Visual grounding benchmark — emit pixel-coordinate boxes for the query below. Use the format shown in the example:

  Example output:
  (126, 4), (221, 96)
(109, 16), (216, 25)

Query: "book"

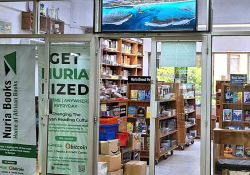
(233, 110), (242, 121)
(245, 110), (250, 122)
(234, 125), (243, 130)
(245, 126), (250, 130)
(245, 147), (250, 157)
(138, 90), (145, 100)
(127, 122), (134, 133)
(131, 90), (138, 100)
(244, 92), (250, 103)
(141, 137), (145, 150)
(224, 144), (233, 157)
(233, 92), (242, 103)
(137, 107), (145, 117)
(223, 109), (232, 121)
(146, 107), (151, 118)
(128, 106), (136, 118)
(145, 90), (151, 101)
(136, 118), (147, 134)
(236, 145), (244, 157)
(225, 92), (233, 103)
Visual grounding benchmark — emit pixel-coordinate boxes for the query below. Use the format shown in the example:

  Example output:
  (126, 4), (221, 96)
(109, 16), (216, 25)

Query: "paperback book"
(233, 92), (242, 103)
(244, 92), (250, 103)
(138, 90), (145, 100)
(127, 122), (134, 133)
(146, 107), (151, 118)
(233, 110), (242, 121)
(145, 90), (151, 101)
(131, 90), (138, 100)
(136, 118), (147, 134)
(128, 106), (136, 118)
(245, 147), (250, 157)
(223, 109), (232, 121)
(137, 106), (145, 117)
(224, 144), (233, 157)
(236, 145), (244, 157)
(225, 92), (234, 103)
(245, 110), (250, 122)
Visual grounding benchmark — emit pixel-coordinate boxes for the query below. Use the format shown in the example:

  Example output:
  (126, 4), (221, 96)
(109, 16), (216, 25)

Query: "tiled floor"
(149, 139), (201, 175)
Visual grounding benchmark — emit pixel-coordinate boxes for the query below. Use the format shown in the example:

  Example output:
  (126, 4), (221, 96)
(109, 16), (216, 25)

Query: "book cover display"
(233, 110), (242, 121)
(224, 144), (233, 157)
(145, 90), (151, 101)
(223, 109), (232, 121)
(244, 92), (250, 103)
(102, 0), (197, 31)
(233, 92), (242, 103)
(225, 92), (233, 103)
(137, 106), (145, 117)
(131, 90), (138, 100)
(146, 107), (151, 118)
(128, 106), (136, 117)
(245, 147), (250, 157)
(245, 110), (250, 122)
(138, 90), (145, 100)
(236, 145), (244, 157)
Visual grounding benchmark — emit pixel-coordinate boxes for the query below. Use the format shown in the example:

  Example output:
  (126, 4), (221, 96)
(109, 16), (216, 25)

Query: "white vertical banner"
(0, 45), (36, 175)
(38, 43), (90, 175)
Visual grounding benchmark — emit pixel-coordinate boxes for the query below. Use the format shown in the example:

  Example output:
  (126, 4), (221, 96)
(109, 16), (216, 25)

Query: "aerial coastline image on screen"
(102, 0), (196, 31)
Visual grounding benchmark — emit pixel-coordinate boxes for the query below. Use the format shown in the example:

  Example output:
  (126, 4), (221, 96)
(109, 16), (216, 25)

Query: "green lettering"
(78, 69), (89, 80)
(64, 68), (73, 79)
(53, 68), (63, 79)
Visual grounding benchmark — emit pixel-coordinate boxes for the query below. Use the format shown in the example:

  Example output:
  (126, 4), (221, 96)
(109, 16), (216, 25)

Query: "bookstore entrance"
(98, 35), (211, 175)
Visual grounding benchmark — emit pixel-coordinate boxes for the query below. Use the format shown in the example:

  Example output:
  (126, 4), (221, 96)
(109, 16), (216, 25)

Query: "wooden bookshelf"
(100, 38), (144, 98)
(216, 80), (230, 122)
(176, 83), (196, 150)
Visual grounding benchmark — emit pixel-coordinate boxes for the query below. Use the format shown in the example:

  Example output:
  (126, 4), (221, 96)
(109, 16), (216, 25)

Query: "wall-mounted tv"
(101, 0), (197, 32)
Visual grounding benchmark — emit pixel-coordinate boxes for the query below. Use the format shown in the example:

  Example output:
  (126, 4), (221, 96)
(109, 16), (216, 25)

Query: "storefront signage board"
(230, 74), (247, 85)
(38, 44), (90, 175)
(128, 76), (151, 83)
(0, 46), (36, 175)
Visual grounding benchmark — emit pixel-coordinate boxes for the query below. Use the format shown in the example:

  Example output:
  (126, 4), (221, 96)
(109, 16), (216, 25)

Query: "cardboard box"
(100, 139), (120, 156)
(124, 161), (146, 175)
(108, 169), (123, 175)
(98, 162), (108, 175)
(99, 154), (122, 172)
(127, 133), (141, 150)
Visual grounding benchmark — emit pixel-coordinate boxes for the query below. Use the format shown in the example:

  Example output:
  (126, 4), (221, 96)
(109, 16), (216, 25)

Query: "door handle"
(49, 99), (53, 114)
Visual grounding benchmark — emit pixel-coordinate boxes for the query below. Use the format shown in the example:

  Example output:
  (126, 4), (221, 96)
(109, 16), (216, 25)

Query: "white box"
(98, 162), (108, 175)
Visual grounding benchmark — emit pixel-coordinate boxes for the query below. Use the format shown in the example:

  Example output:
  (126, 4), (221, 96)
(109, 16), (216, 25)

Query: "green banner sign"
(39, 44), (90, 175)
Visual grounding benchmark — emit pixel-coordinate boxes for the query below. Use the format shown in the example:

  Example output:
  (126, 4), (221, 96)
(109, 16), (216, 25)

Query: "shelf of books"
(213, 83), (250, 174)
(127, 83), (151, 159)
(155, 83), (178, 163)
(177, 83), (196, 150)
(216, 80), (230, 122)
(100, 38), (143, 99)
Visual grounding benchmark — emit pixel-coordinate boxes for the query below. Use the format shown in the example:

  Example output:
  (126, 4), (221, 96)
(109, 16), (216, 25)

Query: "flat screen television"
(101, 0), (197, 32)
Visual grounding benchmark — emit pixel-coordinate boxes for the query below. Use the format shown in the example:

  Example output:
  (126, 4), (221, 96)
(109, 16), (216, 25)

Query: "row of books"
(131, 90), (150, 101)
(122, 55), (131, 65)
(102, 54), (117, 65)
(224, 125), (250, 130)
(224, 145), (250, 158)
(225, 91), (250, 103)
(128, 106), (150, 118)
(223, 109), (250, 121)
(127, 119), (149, 134)
(103, 39), (118, 51)
(122, 42), (133, 54)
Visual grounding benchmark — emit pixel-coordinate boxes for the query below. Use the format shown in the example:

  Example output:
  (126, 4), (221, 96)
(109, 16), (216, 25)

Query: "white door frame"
(150, 35), (212, 175)
(40, 35), (99, 175)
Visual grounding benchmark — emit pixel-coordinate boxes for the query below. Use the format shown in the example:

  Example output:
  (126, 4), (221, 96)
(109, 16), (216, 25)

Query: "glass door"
(149, 36), (210, 175)
(38, 36), (99, 175)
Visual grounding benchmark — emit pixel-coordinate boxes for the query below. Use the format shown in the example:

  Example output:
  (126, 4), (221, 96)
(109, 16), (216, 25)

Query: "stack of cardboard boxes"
(99, 139), (122, 175)
(98, 138), (147, 175)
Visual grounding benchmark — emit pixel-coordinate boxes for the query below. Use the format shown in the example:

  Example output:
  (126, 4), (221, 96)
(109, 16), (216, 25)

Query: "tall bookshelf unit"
(176, 83), (196, 150)
(214, 83), (250, 174)
(101, 38), (143, 96)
